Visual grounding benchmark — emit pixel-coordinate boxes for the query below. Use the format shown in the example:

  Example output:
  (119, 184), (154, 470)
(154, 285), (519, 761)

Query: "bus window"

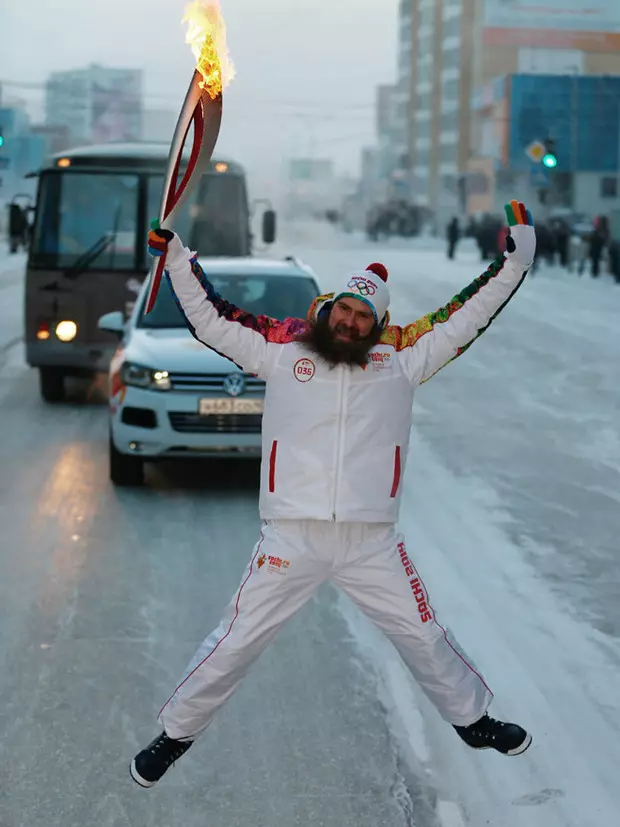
(189, 174), (249, 256)
(147, 172), (250, 257)
(32, 172), (139, 270)
(147, 174), (196, 247)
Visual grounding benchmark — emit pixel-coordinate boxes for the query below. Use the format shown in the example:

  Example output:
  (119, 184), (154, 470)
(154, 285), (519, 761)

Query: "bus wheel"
(39, 368), (66, 403)
(109, 437), (144, 487)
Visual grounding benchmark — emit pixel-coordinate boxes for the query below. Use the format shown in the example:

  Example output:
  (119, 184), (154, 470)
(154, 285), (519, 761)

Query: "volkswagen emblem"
(223, 373), (246, 397)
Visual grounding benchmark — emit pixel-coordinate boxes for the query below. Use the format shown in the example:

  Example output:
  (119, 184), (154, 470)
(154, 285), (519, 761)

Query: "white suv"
(99, 256), (320, 486)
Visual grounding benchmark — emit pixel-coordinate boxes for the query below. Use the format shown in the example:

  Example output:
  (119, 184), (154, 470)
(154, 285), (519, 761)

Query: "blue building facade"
(507, 74), (620, 173)
(0, 106), (47, 201)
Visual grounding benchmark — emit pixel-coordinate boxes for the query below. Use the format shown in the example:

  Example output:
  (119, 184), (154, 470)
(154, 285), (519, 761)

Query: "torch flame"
(183, 0), (235, 100)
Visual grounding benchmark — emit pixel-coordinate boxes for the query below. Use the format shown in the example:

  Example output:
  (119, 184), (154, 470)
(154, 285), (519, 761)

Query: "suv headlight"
(120, 362), (171, 391)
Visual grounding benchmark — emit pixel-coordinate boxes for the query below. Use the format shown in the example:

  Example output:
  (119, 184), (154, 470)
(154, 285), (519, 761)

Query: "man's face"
(328, 297), (377, 342)
(297, 296), (380, 368)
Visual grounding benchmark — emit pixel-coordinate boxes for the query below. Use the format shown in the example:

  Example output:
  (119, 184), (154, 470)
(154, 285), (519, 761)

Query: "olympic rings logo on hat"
(347, 276), (376, 296)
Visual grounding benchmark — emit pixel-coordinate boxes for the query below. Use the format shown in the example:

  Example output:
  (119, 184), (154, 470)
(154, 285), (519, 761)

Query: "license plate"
(198, 398), (264, 415)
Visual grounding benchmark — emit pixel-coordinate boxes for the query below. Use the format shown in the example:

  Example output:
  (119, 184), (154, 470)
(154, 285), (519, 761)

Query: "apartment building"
(399, 0), (620, 224)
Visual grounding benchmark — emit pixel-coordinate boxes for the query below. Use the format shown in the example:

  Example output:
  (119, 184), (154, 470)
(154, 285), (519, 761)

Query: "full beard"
(296, 315), (381, 368)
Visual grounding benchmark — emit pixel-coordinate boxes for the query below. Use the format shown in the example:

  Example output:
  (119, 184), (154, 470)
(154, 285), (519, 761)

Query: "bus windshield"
(31, 167), (251, 271)
(32, 172), (139, 271)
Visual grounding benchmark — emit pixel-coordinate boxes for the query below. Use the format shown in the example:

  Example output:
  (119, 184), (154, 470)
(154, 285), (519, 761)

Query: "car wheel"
(109, 436), (144, 487)
(39, 368), (66, 403)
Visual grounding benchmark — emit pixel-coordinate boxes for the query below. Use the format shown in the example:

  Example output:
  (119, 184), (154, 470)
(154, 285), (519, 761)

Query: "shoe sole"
(130, 759), (156, 788)
(464, 732), (533, 756)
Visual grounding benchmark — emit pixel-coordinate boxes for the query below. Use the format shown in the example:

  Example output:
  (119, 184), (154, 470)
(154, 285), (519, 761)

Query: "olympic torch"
(143, 0), (235, 314)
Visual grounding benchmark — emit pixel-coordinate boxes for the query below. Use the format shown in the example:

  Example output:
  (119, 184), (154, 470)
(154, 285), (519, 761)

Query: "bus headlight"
(120, 363), (171, 391)
(55, 320), (78, 342)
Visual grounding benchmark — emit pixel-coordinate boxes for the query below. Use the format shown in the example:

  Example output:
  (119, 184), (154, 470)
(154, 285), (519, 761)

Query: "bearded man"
(131, 201), (536, 788)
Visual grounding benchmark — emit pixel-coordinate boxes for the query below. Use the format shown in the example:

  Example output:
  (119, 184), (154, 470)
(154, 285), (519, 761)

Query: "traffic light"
(0, 133), (4, 149)
(542, 138), (557, 169)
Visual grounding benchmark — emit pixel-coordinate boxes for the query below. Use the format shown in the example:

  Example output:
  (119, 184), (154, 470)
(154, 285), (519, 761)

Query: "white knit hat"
(331, 262), (390, 326)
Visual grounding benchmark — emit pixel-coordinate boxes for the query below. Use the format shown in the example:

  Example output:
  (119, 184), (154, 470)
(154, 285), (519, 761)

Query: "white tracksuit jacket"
(163, 235), (527, 524)
(157, 236), (528, 740)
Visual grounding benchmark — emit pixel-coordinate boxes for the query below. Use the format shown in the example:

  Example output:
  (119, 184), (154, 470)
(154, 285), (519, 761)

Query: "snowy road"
(0, 226), (619, 826)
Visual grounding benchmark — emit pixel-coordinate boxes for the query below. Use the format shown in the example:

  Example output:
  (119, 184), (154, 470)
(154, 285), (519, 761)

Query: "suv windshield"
(31, 171), (139, 270)
(139, 272), (318, 329)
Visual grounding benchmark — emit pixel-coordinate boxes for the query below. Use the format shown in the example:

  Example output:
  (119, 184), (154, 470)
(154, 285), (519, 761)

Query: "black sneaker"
(453, 713), (532, 756)
(130, 731), (193, 787)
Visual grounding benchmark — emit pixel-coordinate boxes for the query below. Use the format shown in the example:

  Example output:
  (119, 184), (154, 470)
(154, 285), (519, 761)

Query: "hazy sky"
(0, 0), (398, 198)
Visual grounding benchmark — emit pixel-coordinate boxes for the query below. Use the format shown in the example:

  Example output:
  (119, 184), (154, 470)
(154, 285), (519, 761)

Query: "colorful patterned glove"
(147, 218), (174, 258)
(504, 200), (536, 269)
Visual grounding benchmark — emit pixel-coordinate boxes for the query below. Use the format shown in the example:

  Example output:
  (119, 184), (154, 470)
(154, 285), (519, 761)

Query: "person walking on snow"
(446, 216), (460, 259)
(131, 200), (536, 788)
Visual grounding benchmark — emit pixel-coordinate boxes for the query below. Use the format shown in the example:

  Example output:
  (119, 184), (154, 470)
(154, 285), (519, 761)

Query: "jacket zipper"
(331, 365), (349, 520)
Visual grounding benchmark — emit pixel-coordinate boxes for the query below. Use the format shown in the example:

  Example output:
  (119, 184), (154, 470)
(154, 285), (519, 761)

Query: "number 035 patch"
(293, 357), (316, 382)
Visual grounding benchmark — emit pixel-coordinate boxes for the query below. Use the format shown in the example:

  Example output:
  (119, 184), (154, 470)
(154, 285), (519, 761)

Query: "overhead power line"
(0, 79), (374, 113)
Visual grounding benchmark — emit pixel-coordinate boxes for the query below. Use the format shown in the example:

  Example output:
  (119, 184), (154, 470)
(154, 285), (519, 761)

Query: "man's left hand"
(504, 200), (536, 269)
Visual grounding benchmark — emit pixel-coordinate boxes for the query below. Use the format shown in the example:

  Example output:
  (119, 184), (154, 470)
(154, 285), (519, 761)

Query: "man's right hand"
(147, 220), (174, 258)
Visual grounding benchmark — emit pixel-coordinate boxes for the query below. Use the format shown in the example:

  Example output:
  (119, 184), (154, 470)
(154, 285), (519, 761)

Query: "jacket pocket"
(269, 440), (278, 493)
(390, 445), (401, 498)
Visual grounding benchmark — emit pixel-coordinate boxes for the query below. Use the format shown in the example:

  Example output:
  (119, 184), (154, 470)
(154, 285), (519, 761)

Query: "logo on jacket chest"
(367, 351), (392, 370)
(293, 357), (316, 382)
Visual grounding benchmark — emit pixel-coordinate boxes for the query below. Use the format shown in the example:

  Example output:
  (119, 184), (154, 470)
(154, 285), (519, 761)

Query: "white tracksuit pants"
(159, 520), (493, 740)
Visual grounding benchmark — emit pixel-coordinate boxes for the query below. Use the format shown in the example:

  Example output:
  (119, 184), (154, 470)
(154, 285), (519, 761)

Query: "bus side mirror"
(98, 311), (125, 337)
(262, 210), (276, 244)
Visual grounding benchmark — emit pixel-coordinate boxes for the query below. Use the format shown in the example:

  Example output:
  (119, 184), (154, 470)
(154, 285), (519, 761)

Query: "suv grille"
(169, 413), (262, 434)
(167, 371), (265, 394)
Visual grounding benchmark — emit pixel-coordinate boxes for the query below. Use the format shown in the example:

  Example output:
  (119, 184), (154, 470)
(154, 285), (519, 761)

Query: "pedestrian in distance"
(589, 215), (610, 278)
(446, 216), (460, 260)
(131, 200), (537, 788)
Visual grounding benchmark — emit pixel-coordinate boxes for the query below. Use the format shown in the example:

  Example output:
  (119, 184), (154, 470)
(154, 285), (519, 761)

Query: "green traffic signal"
(0, 136), (4, 148)
(542, 153), (557, 169)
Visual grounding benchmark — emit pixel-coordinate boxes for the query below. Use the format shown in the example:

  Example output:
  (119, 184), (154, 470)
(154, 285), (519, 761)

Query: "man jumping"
(130, 200), (536, 788)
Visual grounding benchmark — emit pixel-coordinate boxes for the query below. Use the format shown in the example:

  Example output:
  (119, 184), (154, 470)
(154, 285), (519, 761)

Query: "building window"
(418, 92), (432, 112)
(415, 111), (431, 126)
(441, 111), (460, 132)
(442, 0), (462, 21)
(441, 143), (458, 164)
(414, 118), (431, 139)
(441, 66), (460, 82)
(441, 131), (459, 145)
(601, 177), (618, 198)
(442, 48), (461, 70)
(416, 148), (431, 167)
(442, 78), (460, 102)
(442, 20), (461, 42)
